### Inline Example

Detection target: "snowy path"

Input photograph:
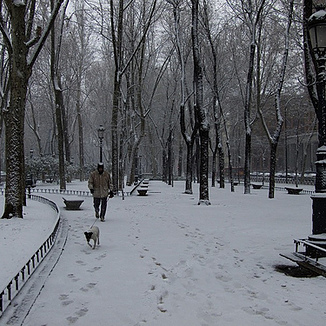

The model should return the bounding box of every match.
[2,181,326,325]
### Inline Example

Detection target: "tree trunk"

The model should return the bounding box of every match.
[227,146,235,193]
[243,41,255,194]
[53,84,66,190]
[269,142,277,199]
[178,139,183,178]
[119,129,125,191]
[199,128,210,202]
[110,0,124,193]
[3,76,28,218]
[2,4,30,218]
[62,102,70,163]
[185,143,193,194]
[211,149,217,187]
[242,0,267,194]
[76,85,85,181]
[168,130,173,186]
[203,0,225,189]
[50,0,66,190]
[1,0,63,218]
[192,0,210,204]
[218,146,225,188]
[170,1,196,195]
[162,149,167,183]
[244,132,251,194]
[1,0,62,218]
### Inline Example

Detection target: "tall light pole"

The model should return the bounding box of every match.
[98,125,105,163]
[308,6,326,236]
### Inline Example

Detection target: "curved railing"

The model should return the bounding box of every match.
[0,187,91,197]
[251,175,316,186]
[0,195,61,318]
[30,188,92,197]
[271,185,314,195]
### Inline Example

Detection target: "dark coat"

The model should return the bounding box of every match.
[88,170,111,198]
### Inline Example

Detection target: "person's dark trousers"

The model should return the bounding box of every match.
[93,197,108,220]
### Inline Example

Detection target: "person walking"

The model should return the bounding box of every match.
[88,162,112,221]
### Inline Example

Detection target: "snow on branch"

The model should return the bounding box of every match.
[12,0,25,7]
[25,26,42,48]
[0,20,12,55]
[27,0,65,68]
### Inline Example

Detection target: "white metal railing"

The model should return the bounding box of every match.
[0,195,60,318]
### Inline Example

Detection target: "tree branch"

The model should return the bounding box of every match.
[28,0,65,69]
[0,18,12,55]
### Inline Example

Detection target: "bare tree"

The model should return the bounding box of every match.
[125,1,167,187]
[108,0,158,192]
[191,0,210,204]
[227,0,267,194]
[68,0,94,181]
[202,0,226,189]
[1,0,65,218]
[50,0,70,190]
[167,0,197,194]
[258,0,294,198]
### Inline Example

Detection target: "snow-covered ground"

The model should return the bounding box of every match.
[1,180,326,326]
[0,196,58,293]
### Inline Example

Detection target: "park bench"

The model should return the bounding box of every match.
[285,187,303,195]
[137,182,149,196]
[62,197,84,210]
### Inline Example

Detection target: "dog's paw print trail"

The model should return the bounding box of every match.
[95,252,107,261]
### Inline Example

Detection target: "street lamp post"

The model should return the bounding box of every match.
[98,125,105,163]
[308,6,326,237]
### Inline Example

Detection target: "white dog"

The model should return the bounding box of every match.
[84,226,100,249]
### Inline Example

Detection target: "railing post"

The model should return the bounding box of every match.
[7,282,12,301]
[27,261,30,275]
[14,274,19,291]
[0,291,4,313]
[21,267,25,281]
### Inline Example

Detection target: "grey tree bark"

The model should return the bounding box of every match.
[191,0,210,204]
[50,0,69,190]
[1,0,64,218]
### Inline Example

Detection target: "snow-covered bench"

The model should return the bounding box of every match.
[137,186,148,196]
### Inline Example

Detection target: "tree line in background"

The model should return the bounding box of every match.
[0,0,320,218]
